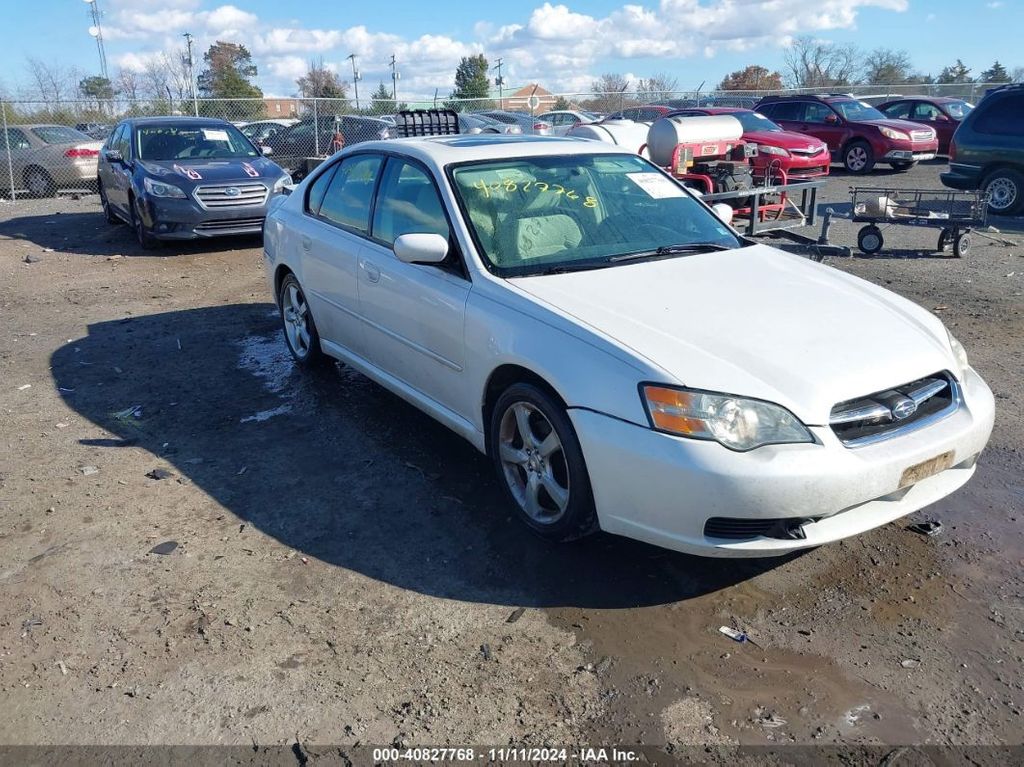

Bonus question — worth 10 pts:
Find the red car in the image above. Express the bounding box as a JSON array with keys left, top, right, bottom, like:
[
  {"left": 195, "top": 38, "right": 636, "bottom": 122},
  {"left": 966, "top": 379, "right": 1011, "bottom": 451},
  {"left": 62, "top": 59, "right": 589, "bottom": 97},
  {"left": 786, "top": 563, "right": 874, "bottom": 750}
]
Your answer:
[
  {"left": 877, "top": 96, "right": 973, "bottom": 155},
  {"left": 602, "top": 105, "right": 674, "bottom": 122},
  {"left": 668, "top": 107, "right": 830, "bottom": 180},
  {"left": 755, "top": 95, "right": 939, "bottom": 174}
]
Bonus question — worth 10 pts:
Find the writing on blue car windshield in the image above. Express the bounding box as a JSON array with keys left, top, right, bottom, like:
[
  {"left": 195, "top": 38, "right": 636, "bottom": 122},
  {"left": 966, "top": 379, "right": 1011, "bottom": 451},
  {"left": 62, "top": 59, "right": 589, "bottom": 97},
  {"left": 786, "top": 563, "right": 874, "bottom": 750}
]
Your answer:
[
  {"left": 451, "top": 153, "right": 740, "bottom": 276},
  {"left": 136, "top": 123, "right": 259, "bottom": 161}
]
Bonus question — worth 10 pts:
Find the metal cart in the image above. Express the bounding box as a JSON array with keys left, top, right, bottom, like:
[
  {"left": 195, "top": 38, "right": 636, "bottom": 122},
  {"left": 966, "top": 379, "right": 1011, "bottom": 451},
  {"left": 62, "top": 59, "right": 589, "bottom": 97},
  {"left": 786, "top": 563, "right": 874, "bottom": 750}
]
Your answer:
[{"left": 848, "top": 187, "right": 988, "bottom": 258}]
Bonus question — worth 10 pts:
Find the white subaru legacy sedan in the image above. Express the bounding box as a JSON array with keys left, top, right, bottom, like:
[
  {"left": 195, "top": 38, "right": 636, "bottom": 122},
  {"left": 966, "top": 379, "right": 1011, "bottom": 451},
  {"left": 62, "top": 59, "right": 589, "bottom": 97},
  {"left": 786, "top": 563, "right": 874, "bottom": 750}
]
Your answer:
[{"left": 262, "top": 135, "right": 994, "bottom": 557}]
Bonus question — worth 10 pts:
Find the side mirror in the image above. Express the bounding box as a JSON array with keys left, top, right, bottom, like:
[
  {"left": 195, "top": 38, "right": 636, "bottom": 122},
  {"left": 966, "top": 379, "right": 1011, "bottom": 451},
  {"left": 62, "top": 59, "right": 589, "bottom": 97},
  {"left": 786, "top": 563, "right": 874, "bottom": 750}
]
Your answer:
[
  {"left": 824, "top": 114, "right": 839, "bottom": 125},
  {"left": 261, "top": 145, "right": 274, "bottom": 155},
  {"left": 104, "top": 149, "right": 123, "bottom": 164},
  {"left": 393, "top": 233, "right": 449, "bottom": 265},
  {"left": 712, "top": 203, "right": 734, "bottom": 225}
]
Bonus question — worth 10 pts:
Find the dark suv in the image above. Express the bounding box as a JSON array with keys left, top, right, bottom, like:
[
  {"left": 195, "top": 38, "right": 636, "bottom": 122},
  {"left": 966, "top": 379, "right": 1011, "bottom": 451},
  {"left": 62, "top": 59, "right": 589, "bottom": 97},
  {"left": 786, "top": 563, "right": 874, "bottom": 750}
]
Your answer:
[
  {"left": 755, "top": 94, "right": 939, "bottom": 174},
  {"left": 941, "top": 84, "right": 1024, "bottom": 215}
]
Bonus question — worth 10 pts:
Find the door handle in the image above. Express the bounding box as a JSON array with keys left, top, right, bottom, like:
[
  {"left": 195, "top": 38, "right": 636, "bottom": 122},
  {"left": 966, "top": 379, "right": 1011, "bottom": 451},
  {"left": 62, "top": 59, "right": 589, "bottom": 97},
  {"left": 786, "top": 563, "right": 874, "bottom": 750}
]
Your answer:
[
  {"left": 359, "top": 258, "right": 381, "bottom": 283},
  {"left": 301, "top": 235, "right": 312, "bottom": 251}
]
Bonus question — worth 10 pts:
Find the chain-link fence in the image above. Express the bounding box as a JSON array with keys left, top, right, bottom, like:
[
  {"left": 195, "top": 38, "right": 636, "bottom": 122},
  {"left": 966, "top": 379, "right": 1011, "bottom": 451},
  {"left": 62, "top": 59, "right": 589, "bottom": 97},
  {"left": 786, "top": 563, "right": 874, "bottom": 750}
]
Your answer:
[{"left": 0, "top": 83, "right": 1004, "bottom": 201}]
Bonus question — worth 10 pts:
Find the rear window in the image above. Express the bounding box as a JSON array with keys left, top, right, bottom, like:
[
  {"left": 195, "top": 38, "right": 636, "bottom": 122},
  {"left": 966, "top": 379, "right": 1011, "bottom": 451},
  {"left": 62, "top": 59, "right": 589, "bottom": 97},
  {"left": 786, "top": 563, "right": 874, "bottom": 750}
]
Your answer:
[
  {"left": 973, "top": 94, "right": 1024, "bottom": 136},
  {"left": 31, "top": 126, "right": 92, "bottom": 144}
]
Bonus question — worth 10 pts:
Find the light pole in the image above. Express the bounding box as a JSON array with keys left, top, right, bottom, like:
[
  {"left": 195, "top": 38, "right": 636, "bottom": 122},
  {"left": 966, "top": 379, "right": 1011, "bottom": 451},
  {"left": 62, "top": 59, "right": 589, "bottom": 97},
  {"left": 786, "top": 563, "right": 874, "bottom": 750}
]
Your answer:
[
  {"left": 83, "top": 0, "right": 108, "bottom": 80},
  {"left": 347, "top": 54, "right": 361, "bottom": 110},
  {"left": 389, "top": 54, "right": 399, "bottom": 102},
  {"left": 494, "top": 58, "right": 505, "bottom": 110},
  {"left": 183, "top": 32, "right": 198, "bottom": 116}
]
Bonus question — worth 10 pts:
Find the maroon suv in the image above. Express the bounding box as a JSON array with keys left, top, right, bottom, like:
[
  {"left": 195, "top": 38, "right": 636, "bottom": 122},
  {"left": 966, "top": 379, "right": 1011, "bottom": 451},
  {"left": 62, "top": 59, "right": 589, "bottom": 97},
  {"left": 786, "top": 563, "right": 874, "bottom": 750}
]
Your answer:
[{"left": 755, "top": 94, "right": 939, "bottom": 174}]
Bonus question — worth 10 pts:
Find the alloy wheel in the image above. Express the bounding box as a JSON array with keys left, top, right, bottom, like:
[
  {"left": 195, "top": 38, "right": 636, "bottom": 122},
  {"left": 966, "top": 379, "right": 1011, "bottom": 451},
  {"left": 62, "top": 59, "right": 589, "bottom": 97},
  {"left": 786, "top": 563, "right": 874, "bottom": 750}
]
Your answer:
[
  {"left": 846, "top": 146, "right": 868, "bottom": 172},
  {"left": 986, "top": 177, "right": 1018, "bottom": 211},
  {"left": 283, "top": 283, "right": 312, "bottom": 358},
  {"left": 498, "top": 402, "right": 570, "bottom": 524}
]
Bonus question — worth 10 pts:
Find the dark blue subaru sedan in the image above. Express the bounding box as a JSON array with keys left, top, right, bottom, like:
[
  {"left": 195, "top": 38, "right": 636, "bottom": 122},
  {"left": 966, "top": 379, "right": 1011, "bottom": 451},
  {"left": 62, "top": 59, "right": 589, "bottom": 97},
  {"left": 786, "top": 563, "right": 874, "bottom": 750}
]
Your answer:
[{"left": 97, "top": 117, "right": 291, "bottom": 248}]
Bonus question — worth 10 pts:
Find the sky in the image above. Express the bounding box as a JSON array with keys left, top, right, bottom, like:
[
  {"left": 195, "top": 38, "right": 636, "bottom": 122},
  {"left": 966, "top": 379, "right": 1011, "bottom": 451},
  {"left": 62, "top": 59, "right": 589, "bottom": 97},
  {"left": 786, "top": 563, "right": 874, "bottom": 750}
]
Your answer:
[{"left": 3, "top": 0, "right": 1021, "bottom": 100}]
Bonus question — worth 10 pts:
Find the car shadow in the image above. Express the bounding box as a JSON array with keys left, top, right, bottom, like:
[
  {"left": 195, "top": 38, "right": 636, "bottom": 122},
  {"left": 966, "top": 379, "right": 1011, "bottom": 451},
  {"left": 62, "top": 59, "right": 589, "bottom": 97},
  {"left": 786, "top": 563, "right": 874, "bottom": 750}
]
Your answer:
[
  {"left": 0, "top": 211, "right": 261, "bottom": 258},
  {"left": 50, "top": 304, "right": 795, "bottom": 609}
]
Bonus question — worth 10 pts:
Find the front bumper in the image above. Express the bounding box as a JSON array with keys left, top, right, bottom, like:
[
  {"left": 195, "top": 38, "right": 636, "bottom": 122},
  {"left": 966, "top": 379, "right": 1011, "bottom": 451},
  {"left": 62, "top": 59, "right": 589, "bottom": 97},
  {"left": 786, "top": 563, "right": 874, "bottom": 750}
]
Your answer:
[
  {"left": 756, "top": 153, "right": 830, "bottom": 179},
  {"left": 141, "top": 194, "right": 272, "bottom": 240},
  {"left": 883, "top": 149, "right": 937, "bottom": 162},
  {"left": 570, "top": 367, "right": 994, "bottom": 557}
]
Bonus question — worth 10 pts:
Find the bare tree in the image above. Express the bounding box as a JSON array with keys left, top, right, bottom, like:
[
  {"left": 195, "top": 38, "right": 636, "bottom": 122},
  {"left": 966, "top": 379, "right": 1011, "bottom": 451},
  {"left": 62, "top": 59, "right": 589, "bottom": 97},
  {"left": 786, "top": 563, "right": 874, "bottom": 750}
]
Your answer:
[
  {"left": 24, "top": 57, "right": 81, "bottom": 105},
  {"left": 783, "top": 37, "right": 861, "bottom": 89},
  {"left": 1011, "top": 66, "right": 1024, "bottom": 83},
  {"left": 117, "top": 67, "right": 142, "bottom": 104},
  {"left": 585, "top": 73, "right": 630, "bottom": 113},
  {"left": 862, "top": 48, "right": 913, "bottom": 85},
  {"left": 296, "top": 57, "right": 348, "bottom": 99},
  {"left": 636, "top": 72, "right": 679, "bottom": 103}
]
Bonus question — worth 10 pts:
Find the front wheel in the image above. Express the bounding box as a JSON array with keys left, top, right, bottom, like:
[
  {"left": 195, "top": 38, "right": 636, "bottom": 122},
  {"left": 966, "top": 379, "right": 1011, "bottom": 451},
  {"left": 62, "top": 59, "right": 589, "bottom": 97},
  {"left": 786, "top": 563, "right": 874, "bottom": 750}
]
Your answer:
[
  {"left": 99, "top": 183, "right": 121, "bottom": 225},
  {"left": 954, "top": 233, "right": 972, "bottom": 259},
  {"left": 844, "top": 141, "right": 875, "bottom": 174},
  {"left": 131, "top": 197, "right": 159, "bottom": 249},
  {"left": 489, "top": 383, "right": 597, "bottom": 542}
]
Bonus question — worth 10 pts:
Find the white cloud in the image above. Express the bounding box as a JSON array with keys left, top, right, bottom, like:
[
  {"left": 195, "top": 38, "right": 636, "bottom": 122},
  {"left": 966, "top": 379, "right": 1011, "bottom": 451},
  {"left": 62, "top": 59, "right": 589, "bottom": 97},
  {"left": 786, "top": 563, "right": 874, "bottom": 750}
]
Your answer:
[{"left": 99, "top": 0, "right": 909, "bottom": 97}]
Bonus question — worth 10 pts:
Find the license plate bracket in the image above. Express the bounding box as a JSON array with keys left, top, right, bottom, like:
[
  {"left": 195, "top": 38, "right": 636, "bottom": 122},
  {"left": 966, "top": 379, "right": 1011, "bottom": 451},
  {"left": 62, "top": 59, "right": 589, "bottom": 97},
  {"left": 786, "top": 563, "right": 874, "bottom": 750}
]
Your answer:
[{"left": 899, "top": 450, "right": 954, "bottom": 489}]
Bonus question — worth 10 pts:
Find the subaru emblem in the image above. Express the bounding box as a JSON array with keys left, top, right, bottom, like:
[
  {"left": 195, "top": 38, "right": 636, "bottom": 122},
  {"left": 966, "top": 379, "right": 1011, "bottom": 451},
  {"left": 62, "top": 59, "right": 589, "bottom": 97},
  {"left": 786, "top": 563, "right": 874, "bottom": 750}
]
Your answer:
[
  {"left": 224, "top": 187, "right": 241, "bottom": 197},
  {"left": 891, "top": 398, "right": 918, "bottom": 421}
]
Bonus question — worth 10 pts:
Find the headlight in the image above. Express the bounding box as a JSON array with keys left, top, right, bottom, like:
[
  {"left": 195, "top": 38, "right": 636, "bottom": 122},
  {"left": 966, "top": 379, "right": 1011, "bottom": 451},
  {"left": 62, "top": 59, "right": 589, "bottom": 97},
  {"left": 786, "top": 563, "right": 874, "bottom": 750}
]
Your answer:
[
  {"left": 272, "top": 174, "right": 293, "bottom": 193},
  {"left": 143, "top": 177, "right": 186, "bottom": 198},
  {"left": 947, "top": 330, "right": 970, "bottom": 378},
  {"left": 757, "top": 144, "right": 789, "bottom": 157},
  {"left": 641, "top": 385, "right": 813, "bottom": 451},
  {"left": 880, "top": 127, "right": 910, "bottom": 141}
]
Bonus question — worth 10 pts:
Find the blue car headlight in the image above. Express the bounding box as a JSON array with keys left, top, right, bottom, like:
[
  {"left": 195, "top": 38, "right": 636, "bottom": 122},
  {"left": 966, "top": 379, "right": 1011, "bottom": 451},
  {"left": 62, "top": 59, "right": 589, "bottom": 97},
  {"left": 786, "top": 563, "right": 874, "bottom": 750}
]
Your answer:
[{"left": 143, "top": 177, "right": 187, "bottom": 198}]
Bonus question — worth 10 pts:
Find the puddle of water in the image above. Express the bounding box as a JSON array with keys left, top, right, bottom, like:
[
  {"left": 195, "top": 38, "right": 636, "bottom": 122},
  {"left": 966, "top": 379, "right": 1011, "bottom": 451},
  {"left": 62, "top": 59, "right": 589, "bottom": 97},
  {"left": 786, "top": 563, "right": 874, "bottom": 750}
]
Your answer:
[
  {"left": 240, "top": 404, "right": 293, "bottom": 424},
  {"left": 236, "top": 334, "right": 298, "bottom": 423}
]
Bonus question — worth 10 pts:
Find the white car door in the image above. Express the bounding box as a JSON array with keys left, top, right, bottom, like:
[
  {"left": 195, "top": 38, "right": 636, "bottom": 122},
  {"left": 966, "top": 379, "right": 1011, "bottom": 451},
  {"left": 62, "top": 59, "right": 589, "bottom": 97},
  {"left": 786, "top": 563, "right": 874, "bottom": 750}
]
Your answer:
[
  {"left": 356, "top": 156, "right": 470, "bottom": 416},
  {"left": 296, "top": 153, "right": 384, "bottom": 358}
]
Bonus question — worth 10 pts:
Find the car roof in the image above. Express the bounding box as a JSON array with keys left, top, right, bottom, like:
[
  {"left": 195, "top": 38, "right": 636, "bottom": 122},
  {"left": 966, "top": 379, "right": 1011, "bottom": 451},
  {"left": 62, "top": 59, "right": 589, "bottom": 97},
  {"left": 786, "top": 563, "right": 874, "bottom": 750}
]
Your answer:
[
  {"left": 11, "top": 123, "right": 76, "bottom": 130},
  {"left": 347, "top": 135, "right": 636, "bottom": 166},
  {"left": 878, "top": 96, "right": 965, "bottom": 104},
  {"left": 126, "top": 116, "right": 232, "bottom": 126}
]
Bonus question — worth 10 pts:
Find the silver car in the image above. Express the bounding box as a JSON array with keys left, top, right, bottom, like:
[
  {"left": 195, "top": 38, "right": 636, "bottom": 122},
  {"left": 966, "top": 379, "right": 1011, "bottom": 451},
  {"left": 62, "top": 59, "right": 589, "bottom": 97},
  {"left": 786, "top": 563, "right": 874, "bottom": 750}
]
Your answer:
[
  {"left": 474, "top": 110, "right": 552, "bottom": 135},
  {"left": 1, "top": 124, "right": 103, "bottom": 197},
  {"left": 536, "top": 110, "right": 601, "bottom": 136}
]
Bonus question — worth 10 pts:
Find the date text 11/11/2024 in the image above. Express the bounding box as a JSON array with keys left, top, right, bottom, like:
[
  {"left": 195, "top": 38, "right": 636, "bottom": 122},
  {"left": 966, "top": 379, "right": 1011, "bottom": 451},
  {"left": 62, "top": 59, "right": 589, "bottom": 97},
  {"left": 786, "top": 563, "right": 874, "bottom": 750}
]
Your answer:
[{"left": 371, "top": 747, "right": 640, "bottom": 762}]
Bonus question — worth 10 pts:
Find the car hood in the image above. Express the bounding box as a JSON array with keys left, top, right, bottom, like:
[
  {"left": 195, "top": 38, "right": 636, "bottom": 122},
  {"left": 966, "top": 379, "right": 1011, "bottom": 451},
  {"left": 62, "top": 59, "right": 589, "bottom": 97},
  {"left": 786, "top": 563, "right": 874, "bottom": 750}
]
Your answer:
[
  {"left": 863, "top": 118, "right": 935, "bottom": 135},
  {"left": 743, "top": 130, "right": 827, "bottom": 151},
  {"left": 138, "top": 156, "right": 285, "bottom": 184},
  {"left": 508, "top": 245, "right": 954, "bottom": 424}
]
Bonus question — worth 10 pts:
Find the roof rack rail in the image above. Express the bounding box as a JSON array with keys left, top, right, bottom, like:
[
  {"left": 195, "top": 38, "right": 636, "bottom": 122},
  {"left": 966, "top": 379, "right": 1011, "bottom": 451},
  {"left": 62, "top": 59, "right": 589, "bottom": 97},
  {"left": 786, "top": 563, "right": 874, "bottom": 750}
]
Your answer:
[{"left": 395, "top": 109, "right": 460, "bottom": 138}]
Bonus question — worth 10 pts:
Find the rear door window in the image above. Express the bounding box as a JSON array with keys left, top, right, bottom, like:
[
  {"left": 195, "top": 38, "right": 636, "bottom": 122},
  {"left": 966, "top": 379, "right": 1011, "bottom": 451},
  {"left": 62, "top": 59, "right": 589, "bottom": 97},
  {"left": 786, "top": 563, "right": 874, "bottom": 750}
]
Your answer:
[
  {"left": 803, "top": 103, "right": 836, "bottom": 124},
  {"left": 973, "top": 94, "right": 1024, "bottom": 136},
  {"left": 317, "top": 154, "right": 383, "bottom": 234},
  {"left": 3, "top": 128, "right": 30, "bottom": 150}
]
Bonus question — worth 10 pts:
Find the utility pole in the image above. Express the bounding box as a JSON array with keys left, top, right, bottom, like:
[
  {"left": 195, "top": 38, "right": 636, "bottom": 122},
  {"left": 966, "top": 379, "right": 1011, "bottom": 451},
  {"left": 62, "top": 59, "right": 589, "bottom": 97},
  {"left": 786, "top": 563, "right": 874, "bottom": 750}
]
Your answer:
[
  {"left": 495, "top": 58, "right": 505, "bottom": 110},
  {"left": 183, "top": 32, "right": 198, "bottom": 116},
  {"left": 389, "top": 54, "right": 399, "bottom": 102},
  {"left": 347, "top": 54, "right": 361, "bottom": 110},
  {"left": 84, "top": 0, "right": 108, "bottom": 80}
]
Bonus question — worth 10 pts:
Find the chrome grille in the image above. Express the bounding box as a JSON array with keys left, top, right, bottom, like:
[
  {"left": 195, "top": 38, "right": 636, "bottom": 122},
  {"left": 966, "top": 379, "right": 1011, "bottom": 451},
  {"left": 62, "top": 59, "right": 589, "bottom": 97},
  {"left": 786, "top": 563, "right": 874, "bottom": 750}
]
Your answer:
[
  {"left": 194, "top": 217, "right": 264, "bottom": 233},
  {"left": 790, "top": 146, "right": 826, "bottom": 157},
  {"left": 194, "top": 183, "right": 268, "bottom": 209},
  {"left": 830, "top": 372, "right": 958, "bottom": 447},
  {"left": 911, "top": 130, "right": 934, "bottom": 143}
]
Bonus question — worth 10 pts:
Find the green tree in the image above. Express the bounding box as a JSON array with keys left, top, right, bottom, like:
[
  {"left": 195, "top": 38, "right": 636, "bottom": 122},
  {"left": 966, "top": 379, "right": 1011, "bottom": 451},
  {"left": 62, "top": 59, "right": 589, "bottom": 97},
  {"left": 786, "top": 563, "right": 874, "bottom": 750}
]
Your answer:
[
  {"left": 369, "top": 81, "right": 396, "bottom": 115},
  {"left": 79, "top": 75, "right": 115, "bottom": 110},
  {"left": 981, "top": 61, "right": 1011, "bottom": 83},
  {"left": 718, "top": 65, "right": 782, "bottom": 91},
  {"left": 451, "top": 54, "right": 490, "bottom": 107},
  {"left": 937, "top": 59, "right": 972, "bottom": 84},
  {"left": 552, "top": 96, "right": 571, "bottom": 110},
  {"left": 197, "top": 41, "right": 263, "bottom": 119},
  {"left": 296, "top": 57, "right": 348, "bottom": 99}
]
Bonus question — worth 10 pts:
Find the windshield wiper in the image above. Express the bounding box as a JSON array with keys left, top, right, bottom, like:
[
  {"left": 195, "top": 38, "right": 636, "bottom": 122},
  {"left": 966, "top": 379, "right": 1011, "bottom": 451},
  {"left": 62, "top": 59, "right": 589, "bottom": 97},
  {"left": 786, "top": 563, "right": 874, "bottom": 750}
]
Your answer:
[
  {"left": 537, "top": 261, "right": 618, "bottom": 275},
  {"left": 609, "top": 242, "right": 733, "bottom": 263}
]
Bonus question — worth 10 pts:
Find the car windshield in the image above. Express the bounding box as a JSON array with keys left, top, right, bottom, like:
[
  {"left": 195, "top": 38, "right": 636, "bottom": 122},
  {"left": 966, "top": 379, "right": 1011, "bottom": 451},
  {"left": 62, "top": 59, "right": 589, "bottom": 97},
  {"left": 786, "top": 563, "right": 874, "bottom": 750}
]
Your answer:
[
  {"left": 32, "top": 126, "right": 92, "bottom": 144},
  {"left": 136, "top": 123, "right": 258, "bottom": 160},
  {"left": 450, "top": 153, "right": 741, "bottom": 277},
  {"left": 944, "top": 100, "right": 973, "bottom": 119},
  {"left": 832, "top": 100, "right": 886, "bottom": 121},
  {"left": 731, "top": 111, "right": 783, "bottom": 133}
]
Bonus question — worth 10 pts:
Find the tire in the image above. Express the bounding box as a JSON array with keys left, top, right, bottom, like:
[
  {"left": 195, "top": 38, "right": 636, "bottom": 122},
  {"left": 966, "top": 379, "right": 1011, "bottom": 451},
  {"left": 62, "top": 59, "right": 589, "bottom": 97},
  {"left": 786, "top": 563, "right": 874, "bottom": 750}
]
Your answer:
[
  {"left": 278, "top": 273, "right": 325, "bottom": 367},
  {"left": 953, "top": 233, "right": 972, "bottom": 259},
  {"left": 857, "top": 225, "right": 884, "bottom": 256},
  {"left": 130, "top": 196, "right": 159, "bottom": 250},
  {"left": 983, "top": 168, "right": 1024, "bottom": 216},
  {"left": 24, "top": 166, "right": 56, "bottom": 198},
  {"left": 98, "top": 182, "right": 121, "bottom": 225},
  {"left": 890, "top": 161, "right": 916, "bottom": 172},
  {"left": 489, "top": 383, "right": 598, "bottom": 542},
  {"left": 844, "top": 141, "right": 875, "bottom": 174},
  {"left": 937, "top": 228, "right": 953, "bottom": 253}
]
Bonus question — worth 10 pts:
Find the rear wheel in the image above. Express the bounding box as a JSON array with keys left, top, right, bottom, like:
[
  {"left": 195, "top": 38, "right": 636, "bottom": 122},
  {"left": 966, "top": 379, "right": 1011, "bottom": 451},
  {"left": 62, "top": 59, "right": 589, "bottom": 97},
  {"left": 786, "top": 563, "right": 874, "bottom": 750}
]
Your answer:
[
  {"left": 844, "top": 141, "right": 875, "bottom": 174},
  {"left": 857, "top": 225, "right": 884, "bottom": 256},
  {"left": 24, "top": 167, "right": 55, "bottom": 198},
  {"left": 937, "top": 228, "right": 953, "bottom": 253},
  {"left": 953, "top": 232, "right": 972, "bottom": 259},
  {"left": 983, "top": 168, "right": 1024, "bottom": 216},
  {"left": 890, "top": 160, "right": 916, "bottom": 172},
  {"left": 489, "top": 383, "right": 597, "bottom": 542}
]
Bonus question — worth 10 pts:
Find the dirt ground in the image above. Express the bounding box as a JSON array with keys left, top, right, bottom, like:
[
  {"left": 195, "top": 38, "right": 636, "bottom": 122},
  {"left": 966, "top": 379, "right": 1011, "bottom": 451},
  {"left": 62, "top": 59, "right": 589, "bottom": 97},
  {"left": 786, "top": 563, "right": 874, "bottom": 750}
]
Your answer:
[{"left": 0, "top": 159, "right": 1022, "bottom": 760}]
